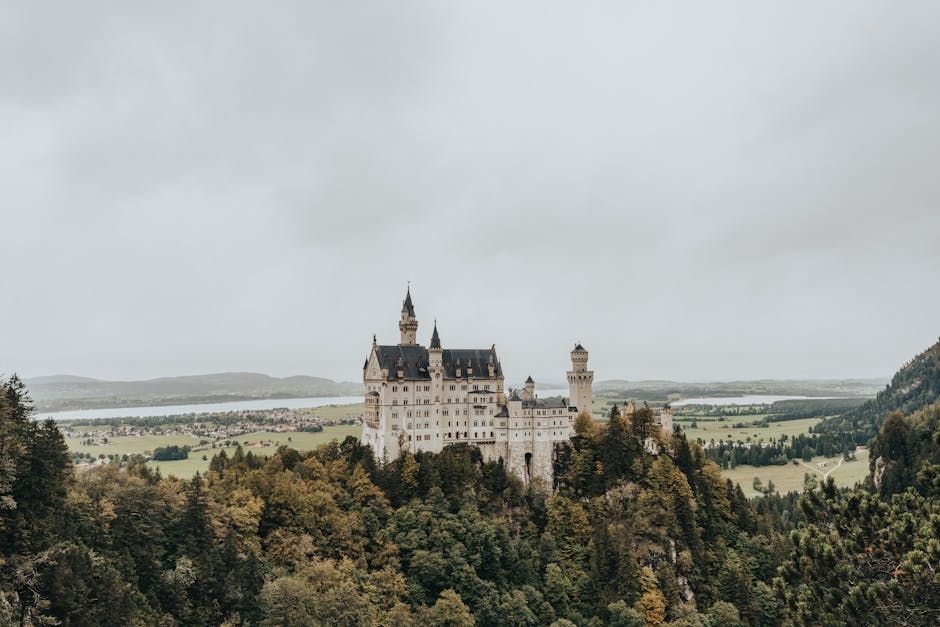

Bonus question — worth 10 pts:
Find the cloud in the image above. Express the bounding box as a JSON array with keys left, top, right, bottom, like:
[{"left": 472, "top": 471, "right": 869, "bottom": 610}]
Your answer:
[{"left": 1, "top": 1, "right": 939, "bottom": 382}]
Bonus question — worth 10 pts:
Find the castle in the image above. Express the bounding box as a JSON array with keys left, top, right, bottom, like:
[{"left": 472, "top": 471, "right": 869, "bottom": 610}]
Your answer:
[{"left": 361, "top": 288, "right": 593, "bottom": 485}]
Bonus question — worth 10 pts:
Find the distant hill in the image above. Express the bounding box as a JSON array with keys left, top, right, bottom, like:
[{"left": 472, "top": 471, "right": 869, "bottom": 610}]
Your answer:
[
  {"left": 817, "top": 338, "right": 940, "bottom": 436},
  {"left": 594, "top": 377, "right": 885, "bottom": 401},
  {"left": 25, "top": 372, "right": 363, "bottom": 412}
]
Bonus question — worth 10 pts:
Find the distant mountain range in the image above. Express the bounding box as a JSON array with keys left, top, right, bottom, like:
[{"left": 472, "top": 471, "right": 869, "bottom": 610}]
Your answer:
[
  {"left": 25, "top": 372, "right": 363, "bottom": 413},
  {"left": 817, "top": 338, "right": 940, "bottom": 436}
]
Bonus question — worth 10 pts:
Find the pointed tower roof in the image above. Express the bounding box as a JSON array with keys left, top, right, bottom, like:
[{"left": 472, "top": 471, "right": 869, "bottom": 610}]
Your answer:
[
  {"left": 402, "top": 286, "right": 415, "bottom": 316},
  {"left": 574, "top": 343, "right": 586, "bottom": 351},
  {"left": 430, "top": 319, "right": 441, "bottom": 349},
  {"left": 525, "top": 375, "right": 534, "bottom": 383}
]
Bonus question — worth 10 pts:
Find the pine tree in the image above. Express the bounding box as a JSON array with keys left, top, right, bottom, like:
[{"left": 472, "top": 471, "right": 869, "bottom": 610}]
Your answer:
[{"left": 633, "top": 566, "right": 666, "bottom": 625}]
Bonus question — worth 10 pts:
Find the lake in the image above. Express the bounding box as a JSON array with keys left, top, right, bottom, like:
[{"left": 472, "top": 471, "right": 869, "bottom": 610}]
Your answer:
[
  {"left": 40, "top": 388, "right": 572, "bottom": 422},
  {"left": 40, "top": 395, "right": 363, "bottom": 422},
  {"left": 671, "top": 394, "right": 848, "bottom": 407}
]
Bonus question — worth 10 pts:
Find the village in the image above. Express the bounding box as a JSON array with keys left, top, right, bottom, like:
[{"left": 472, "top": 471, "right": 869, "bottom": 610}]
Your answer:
[{"left": 63, "top": 405, "right": 363, "bottom": 469}]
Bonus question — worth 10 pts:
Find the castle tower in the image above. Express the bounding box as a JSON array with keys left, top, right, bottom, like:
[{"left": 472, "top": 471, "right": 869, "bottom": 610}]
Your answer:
[
  {"left": 428, "top": 320, "right": 443, "bottom": 369},
  {"left": 522, "top": 375, "right": 535, "bottom": 400},
  {"left": 659, "top": 404, "right": 673, "bottom": 435},
  {"left": 567, "top": 343, "right": 594, "bottom": 417},
  {"left": 399, "top": 287, "right": 418, "bottom": 345}
]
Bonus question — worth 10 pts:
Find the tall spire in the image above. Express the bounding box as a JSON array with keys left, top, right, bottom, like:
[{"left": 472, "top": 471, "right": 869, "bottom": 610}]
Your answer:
[
  {"left": 402, "top": 285, "right": 415, "bottom": 317},
  {"left": 430, "top": 319, "right": 441, "bottom": 349}
]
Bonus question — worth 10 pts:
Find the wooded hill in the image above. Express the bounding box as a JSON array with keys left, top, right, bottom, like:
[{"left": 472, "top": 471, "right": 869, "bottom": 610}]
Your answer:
[{"left": 817, "top": 338, "right": 940, "bottom": 436}]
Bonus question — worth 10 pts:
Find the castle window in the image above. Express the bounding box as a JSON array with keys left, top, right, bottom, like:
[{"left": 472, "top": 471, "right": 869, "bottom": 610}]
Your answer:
[
  {"left": 392, "top": 386, "right": 398, "bottom": 392},
  {"left": 403, "top": 400, "right": 408, "bottom": 405},
  {"left": 403, "top": 386, "right": 409, "bottom": 391}
]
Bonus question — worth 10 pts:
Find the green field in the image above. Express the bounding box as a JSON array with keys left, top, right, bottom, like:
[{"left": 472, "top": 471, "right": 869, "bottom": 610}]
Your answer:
[
  {"left": 678, "top": 417, "right": 822, "bottom": 443},
  {"left": 724, "top": 448, "right": 870, "bottom": 497},
  {"left": 68, "top": 433, "right": 203, "bottom": 456}
]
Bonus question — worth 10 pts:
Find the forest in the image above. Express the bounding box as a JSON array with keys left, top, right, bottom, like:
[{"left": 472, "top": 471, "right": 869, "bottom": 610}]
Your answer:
[{"left": 1, "top": 370, "right": 938, "bottom": 626}]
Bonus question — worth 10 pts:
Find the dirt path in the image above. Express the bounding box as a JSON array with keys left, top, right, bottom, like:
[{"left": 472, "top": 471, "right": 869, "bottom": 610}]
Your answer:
[{"left": 797, "top": 456, "right": 843, "bottom": 479}]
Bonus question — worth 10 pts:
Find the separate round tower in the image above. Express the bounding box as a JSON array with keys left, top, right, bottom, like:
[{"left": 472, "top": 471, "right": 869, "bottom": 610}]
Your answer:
[{"left": 567, "top": 343, "right": 594, "bottom": 417}]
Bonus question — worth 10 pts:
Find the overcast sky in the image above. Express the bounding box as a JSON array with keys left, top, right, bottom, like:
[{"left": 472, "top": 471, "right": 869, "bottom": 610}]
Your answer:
[{"left": 2, "top": 1, "right": 939, "bottom": 384}]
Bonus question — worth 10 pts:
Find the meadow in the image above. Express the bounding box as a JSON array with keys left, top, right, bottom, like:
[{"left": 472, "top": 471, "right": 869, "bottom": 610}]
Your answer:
[
  {"left": 677, "top": 416, "right": 823, "bottom": 443},
  {"left": 725, "top": 448, "right": 870, "bottom": 497}
]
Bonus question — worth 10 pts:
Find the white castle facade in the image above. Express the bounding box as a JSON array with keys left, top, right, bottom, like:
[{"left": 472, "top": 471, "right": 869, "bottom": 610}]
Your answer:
[{"left": 361, "top": 288, "right": 594, "bottom": 485}]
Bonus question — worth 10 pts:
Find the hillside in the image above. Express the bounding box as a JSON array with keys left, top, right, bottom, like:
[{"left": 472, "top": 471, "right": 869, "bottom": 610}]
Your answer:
[
  {"left": 25, "top": 372, "right": 363, "bottom": 412},
  {"left": 817, "top": 338, "right": 940, "bottom": 435},
  {"left": 869, "top": 400, "right": 940, "bottom": 497}
]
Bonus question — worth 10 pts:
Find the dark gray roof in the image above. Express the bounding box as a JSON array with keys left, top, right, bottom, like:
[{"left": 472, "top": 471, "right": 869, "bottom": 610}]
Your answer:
[
  {"left": 574, "top": 343, "right": 586, "bottom": 351},
  {"left": 522, "top": 396, "right": 568, "bottom": 409},
  {"left": 430, "top": 322, "right": 441, "bottom": 349},
  {"left": 402, "top": 288, "right": 415, "bottom": 316},
  {"left": 372, "top": 344, "right": 503, "bottom": 381},
  {"left": 525, "top": 375, "right": 534, "bottom": 383}
]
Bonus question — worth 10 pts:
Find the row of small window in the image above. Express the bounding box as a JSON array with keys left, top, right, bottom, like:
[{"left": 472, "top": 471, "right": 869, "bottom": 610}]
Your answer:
[
  {"left": 390, "top": 383, "right": 494, "bottom": 393},
  {"left": 398, "top": 429, "right": 568, "bottom": 439},
  {"left": 391, "top": 410, "right": 452, "bottom": 419},
  {"left": 443, "top": 432, "right": 496, "bottom": 440},
  {"left": 391, "top": 385, "right": 432, "bottom": 392}
]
